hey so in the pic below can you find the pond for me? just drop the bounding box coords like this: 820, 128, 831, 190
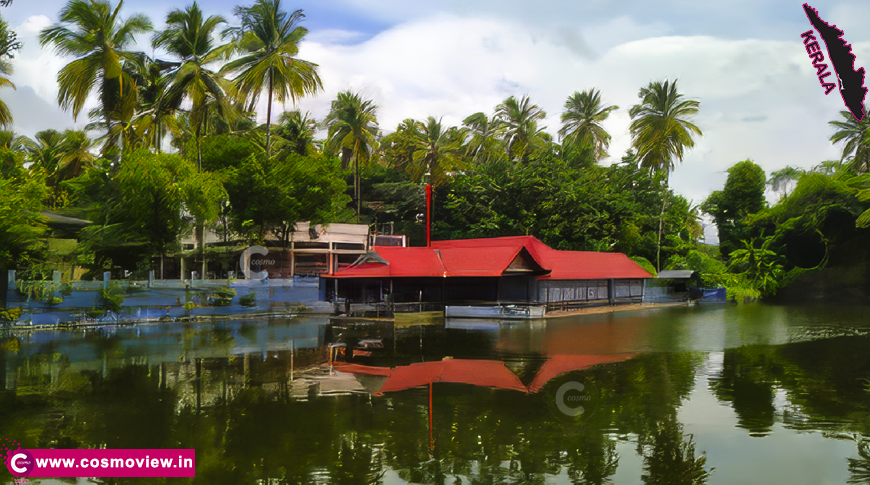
2, 303, 870, 484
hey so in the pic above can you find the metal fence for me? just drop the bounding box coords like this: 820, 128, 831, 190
334, 300, 445, 318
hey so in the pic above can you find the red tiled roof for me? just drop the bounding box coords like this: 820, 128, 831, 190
327, 235, 652, 280
434, 236, 651, 280
526, 354, 635, 393
439, 245, 528, 277
330, 247, 446, 278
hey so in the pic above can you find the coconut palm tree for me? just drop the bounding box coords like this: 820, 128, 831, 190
133, 58, 176, 153
559, 88, 618, 162
410, 117, 466, 187
463, 112, 506, 167
27, 129, 95, 188
629, 79, 702, 270
323, 90, 379, 221
27, 130, 65, 186
0, 130, 33, 152
494, 95, 547, 164
39, 0, 153, 155
0, 15, 16, 128
766, 166, 804, 200
829, 110, 870, 173
629, 80, 702, 175
221, 0, 322, 158
380, 118, 422, 173
152, 2, 235, 171
276, 109, 317, 156
56, 129, 95, 182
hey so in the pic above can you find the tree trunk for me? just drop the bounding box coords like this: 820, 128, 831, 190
657, 178, 670, 272
201, 223, 206, 281
354, 142, 361, 223
266, 70, 273, 158
196, 121, 202, 172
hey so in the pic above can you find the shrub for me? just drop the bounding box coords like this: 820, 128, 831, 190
630, 256, 657, 277
87, 307, 106, 319
239, 293, 256, 307
0, 307, 23, 323
99, 282, 126, 312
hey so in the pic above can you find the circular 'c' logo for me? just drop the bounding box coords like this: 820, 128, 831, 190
240, 245, 269, 279
555, 381, 588, 416
7, 450, 34, 477
544, 379, 601, 425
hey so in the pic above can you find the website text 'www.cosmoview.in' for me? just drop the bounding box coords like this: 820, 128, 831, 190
6, 448, 195, 478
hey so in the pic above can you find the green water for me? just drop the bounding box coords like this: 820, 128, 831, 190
2, 303, 870, 484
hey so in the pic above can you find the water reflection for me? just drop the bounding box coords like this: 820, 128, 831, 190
0, 304, 868, 484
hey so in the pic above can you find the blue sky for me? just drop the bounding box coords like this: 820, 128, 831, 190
3, 0, 870, 241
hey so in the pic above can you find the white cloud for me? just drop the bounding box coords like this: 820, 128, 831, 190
2, 4, 856, 209
286, 14, 846, 205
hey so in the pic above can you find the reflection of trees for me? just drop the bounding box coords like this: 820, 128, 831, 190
711, 337, 870, 437
565, 430, 619, 485
639, 418, 710, 485
708, 348, 777, 436
5, 350, 705, 484
849, 440, 870, 484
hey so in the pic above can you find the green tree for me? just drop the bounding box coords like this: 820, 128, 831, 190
222, 0, 322, 158
152, 2, 239, 278
494, 95, 547, 164
0, 130, 33, 153
558, 88, 618, 163
380, 118, 422, 173
152, 1, 235, 171
223, 153, 350, 245
629, 79, 702, 270
0, 155, 47, 269
82, 149, 224, 277
829, 110, 870, 173
767, 166, 804, 200
701, 159, 766, 258
0, 13, 20, 127
275, 109, 317, 156
462, 112, 506, 167
323, 90, 379, 221
409, 116, 466, 187
26, 129, 96, 207
134, 58, 175, 153
197, 133, 262, 172
727, 236, 784, 297
640, 418, 711, 485
39, 0, 153, 155
26, 130, 65, 187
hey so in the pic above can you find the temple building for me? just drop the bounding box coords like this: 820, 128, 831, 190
320, 236, 653, 317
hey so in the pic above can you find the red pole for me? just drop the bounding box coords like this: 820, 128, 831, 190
425, 184, 432, 247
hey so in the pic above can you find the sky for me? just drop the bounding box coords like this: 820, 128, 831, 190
3, 0, 870, 241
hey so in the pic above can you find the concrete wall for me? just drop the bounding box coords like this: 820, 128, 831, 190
5, 271, 328, 325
